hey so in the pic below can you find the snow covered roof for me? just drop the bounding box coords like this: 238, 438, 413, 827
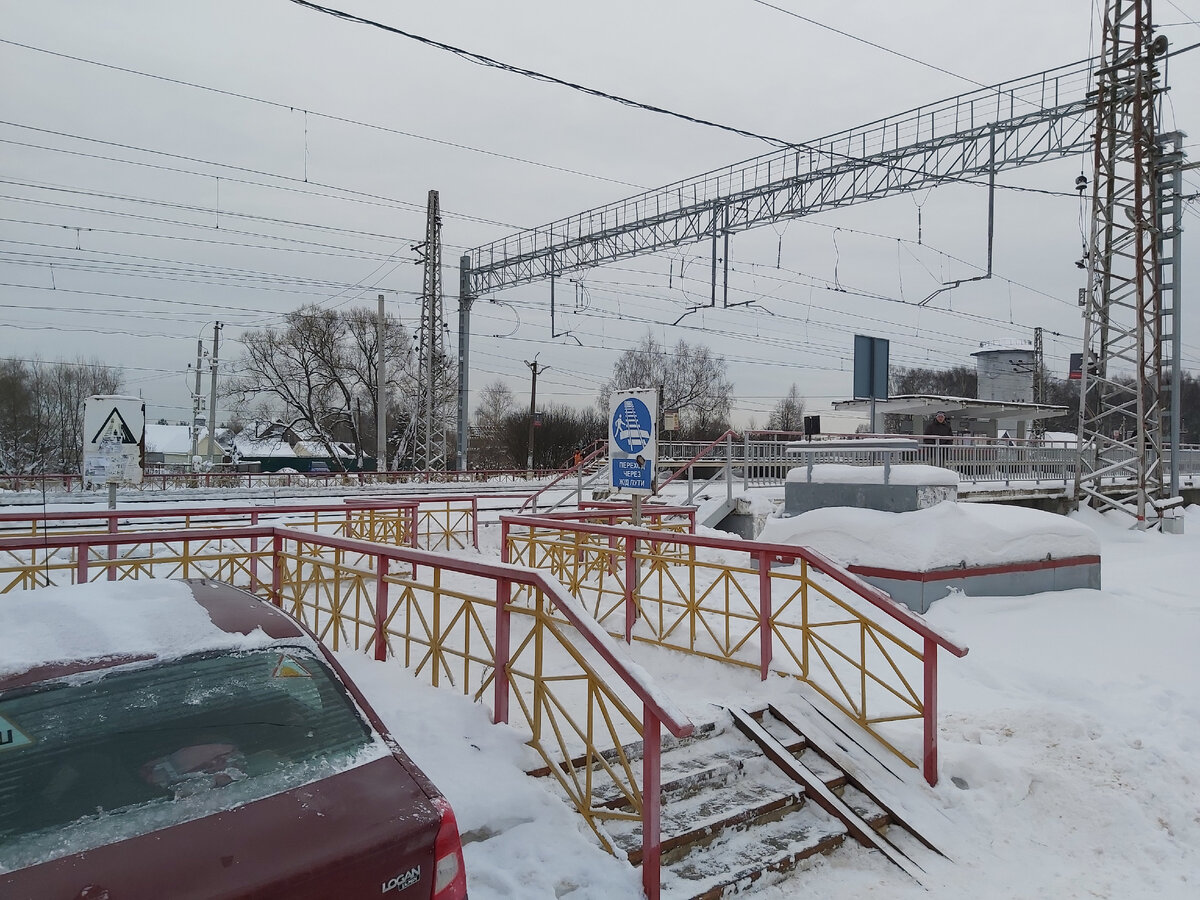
832, 394, 1068, 421
144, 424, 215, 455
230, 433, 297, 458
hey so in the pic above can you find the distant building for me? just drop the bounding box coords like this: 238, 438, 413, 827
834, 342, 1066, 439
227, 421, 365, 473
144, 424, 227, 467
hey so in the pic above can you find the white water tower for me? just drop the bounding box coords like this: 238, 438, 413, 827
972, 343, 1035, 403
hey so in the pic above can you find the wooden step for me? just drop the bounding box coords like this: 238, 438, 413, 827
606, 766, 808, 866
661, 805, 849, 898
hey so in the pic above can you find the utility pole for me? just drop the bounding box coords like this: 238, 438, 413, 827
1075, 0, 1169, 524
190, 339, 204, 468
376, 293, 387, 475
1032, 327, 1046, 440
413, 190, 450, 471
524, 357, 545, 478
206, 321, 222, 468
456, 255, 473, 471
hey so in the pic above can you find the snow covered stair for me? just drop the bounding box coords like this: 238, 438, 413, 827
531, 705, 934, 898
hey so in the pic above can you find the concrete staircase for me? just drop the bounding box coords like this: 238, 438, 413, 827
535, 705, 934, 898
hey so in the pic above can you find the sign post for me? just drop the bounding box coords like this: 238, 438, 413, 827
82, 395, 146, 506
609, 388, 657, 621
853, 335, 890, 434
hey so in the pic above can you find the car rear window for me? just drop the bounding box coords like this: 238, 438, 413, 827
0, 647, 385, 871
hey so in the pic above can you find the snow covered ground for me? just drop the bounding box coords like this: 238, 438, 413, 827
337, 502, 1200, 899
3, 489, 1197, 898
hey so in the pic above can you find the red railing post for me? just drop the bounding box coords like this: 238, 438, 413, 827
76, 539, 89, 583
641, 707, 662, 900
757, 550, 772, 680
923, 636, 939, 786
270, 532, 284, 607
499, 521, 510, 564
374, 555, 390, 662
249, 512, 260, 591
493, 578, 512, 725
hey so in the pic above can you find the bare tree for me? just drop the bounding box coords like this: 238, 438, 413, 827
232, 305, 414, 468
0, 357, 122, 474
598, 330, 733, 439
766, 384, 806, 432
471, 380, 516, 469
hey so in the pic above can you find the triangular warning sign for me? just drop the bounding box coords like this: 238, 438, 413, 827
0, 714, 34, 752
90, 408, 138, 446
271, 655, 312, 679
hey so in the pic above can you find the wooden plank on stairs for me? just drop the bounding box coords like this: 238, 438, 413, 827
727, 706, 926, 883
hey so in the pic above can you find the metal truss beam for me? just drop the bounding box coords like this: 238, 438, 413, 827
464, 58, 1096, 296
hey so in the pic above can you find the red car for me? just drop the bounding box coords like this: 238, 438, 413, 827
0, 579, 467, 899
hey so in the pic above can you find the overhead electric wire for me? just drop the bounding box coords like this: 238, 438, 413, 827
0, 122, 520, 230
745, 0, 993, 90
0, 38, 643, 192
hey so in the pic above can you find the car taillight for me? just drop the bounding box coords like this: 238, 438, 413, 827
431, 796, 468, 899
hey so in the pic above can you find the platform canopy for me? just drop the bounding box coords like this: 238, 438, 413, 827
833, 394, 1069, 438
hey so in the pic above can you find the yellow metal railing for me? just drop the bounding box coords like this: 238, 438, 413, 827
0, 524, 689, 893
501, 514, 967, 784
0, 498, 477, 553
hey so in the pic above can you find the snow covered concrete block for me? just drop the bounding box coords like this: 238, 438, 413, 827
759, 501, 1102, 613
783, 463, 958, 515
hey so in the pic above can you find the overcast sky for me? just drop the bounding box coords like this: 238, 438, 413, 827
3, 0, 1200, 432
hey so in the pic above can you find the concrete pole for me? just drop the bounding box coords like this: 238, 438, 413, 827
457, 256, 473, 472
191, 339, 203, 468
377, 294, 387, 475
206, 322, 221, 468
525, 359, 542, 478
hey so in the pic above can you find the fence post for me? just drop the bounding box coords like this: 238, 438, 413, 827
923, 636, 939, 786
725, 433, 733, 506
374, 555, 390, 662
471, 497, 479, 549
107, 516, 117, 582
743, 431, 750, 491
493, 578, 512, 725
250, 513, 260, 592
758, 550, 773, 680
77, 540, 89, 583
641, 707, 662, 900
270, 532, 284, 607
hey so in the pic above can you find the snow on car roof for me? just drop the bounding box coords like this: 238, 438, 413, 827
0, 580, 281, 682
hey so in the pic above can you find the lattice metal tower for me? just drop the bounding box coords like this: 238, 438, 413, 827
413, 189, 450, 471
1075, 0, 1168, 523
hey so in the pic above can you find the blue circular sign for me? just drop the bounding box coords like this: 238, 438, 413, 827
612, 397, 653, 454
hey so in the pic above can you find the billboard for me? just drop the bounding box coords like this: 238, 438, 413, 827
608, 388, 657, 496
82, 394, 146, 488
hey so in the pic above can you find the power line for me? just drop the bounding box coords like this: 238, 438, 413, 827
746, 0, 992, 89
0, 38, 643, 192
283, 0, 797, 148
0, 123, 520, 230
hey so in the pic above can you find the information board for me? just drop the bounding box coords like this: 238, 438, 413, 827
82, 394, 146, 488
